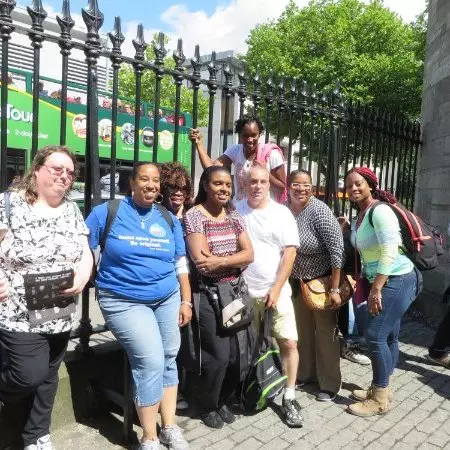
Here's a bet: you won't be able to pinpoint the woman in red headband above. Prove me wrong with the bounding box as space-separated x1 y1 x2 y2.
344 167 421 417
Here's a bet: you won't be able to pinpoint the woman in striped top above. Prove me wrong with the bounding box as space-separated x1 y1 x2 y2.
345 167 421 417
184 166 254 429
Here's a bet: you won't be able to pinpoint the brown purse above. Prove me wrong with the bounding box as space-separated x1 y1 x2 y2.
299 273 355 311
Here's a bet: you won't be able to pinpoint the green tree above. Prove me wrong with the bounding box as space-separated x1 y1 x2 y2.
118 42 209 126
244 0 425 119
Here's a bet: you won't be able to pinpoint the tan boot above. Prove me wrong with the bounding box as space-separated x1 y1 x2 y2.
347 386 391 417
352 384 393 402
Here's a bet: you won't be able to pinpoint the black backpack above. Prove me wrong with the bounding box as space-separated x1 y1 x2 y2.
241 309 286 412
368 202 444 271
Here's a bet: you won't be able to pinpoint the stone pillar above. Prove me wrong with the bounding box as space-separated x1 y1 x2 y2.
417 0 450 321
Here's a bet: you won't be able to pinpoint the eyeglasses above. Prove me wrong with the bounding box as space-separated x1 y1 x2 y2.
165 183 189 194
43 165 76 180
290 182 312 189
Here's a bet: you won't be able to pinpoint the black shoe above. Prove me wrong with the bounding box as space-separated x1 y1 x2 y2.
281 397 303 428
201 411 224 429
218 405 236 424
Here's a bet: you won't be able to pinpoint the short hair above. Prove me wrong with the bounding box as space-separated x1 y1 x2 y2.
234 115 264 135
245 164 270 183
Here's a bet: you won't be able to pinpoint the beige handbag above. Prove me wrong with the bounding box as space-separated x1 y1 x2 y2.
299 273 355 311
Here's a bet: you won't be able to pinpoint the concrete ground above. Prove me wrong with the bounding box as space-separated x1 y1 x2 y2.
50 314 450 449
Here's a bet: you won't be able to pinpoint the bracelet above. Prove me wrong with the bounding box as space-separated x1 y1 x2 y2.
180 301 192 308
329 288 341 294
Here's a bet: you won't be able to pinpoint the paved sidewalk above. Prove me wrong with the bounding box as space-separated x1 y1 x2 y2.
52 315 450 449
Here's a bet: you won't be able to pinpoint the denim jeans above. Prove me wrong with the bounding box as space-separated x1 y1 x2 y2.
348 299 368 338
98 288 181 406
365 268 422 388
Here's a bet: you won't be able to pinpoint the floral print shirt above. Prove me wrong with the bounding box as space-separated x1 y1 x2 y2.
0 191 89 334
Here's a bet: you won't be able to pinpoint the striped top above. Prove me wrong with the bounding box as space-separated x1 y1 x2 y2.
184 206 245 282
356 203 414 282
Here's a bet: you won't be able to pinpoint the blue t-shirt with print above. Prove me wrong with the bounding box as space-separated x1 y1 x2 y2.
86 197 186 302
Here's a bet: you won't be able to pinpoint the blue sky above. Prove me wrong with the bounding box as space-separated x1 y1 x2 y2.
40 0 218 32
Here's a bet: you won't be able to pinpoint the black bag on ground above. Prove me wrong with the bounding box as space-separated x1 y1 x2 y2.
241 309 287 412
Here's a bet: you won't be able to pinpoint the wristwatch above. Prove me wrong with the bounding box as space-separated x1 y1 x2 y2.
329 288 341 294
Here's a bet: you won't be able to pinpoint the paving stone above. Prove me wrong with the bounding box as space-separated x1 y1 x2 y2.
46 316 450 450
402 430 429 446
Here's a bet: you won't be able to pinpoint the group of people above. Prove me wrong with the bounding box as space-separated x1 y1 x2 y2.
0 114 436 450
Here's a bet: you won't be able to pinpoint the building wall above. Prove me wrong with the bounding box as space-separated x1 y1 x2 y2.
417 0 450 320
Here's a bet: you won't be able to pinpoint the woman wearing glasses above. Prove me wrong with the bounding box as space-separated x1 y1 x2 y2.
288 170 345 402
160 162 193 224
0 146 93 450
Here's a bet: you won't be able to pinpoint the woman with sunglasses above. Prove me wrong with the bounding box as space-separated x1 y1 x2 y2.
160 162 193 223
0 146 93 450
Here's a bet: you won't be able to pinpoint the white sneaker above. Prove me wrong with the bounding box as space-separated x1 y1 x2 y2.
341 344 371 365
159 425 189 450
24 434 54 450
140 438 161 450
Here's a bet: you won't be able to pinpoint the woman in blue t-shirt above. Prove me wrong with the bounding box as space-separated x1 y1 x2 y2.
86 162 192 450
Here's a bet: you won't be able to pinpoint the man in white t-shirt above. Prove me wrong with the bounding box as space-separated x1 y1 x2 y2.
236 165 303 428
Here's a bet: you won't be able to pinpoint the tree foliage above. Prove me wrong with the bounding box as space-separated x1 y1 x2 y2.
244 0 426 119
118 42 209 126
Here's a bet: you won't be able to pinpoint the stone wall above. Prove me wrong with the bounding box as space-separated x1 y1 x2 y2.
417 0 450 321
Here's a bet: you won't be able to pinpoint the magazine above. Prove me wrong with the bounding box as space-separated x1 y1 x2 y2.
23 269 76 326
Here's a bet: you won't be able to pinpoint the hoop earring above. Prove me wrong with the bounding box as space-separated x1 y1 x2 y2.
155 193 163 204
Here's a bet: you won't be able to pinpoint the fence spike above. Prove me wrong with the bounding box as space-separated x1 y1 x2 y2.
56 0 74 39
0 0 16 21
191 44 201 75
108 16 125 54
300 80 308 107
133 23 147 61
153 31 168 64
207 50 218 80
223 56 233 85
27 0 47 32
82 0 104 37
173 38 186 70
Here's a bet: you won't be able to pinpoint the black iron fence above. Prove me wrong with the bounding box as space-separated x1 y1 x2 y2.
0 0 421 350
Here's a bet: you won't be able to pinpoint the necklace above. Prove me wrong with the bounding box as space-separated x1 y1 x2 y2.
131 200 154 229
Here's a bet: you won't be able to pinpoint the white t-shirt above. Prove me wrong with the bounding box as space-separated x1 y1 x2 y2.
224 144 284 201
236 199 299 295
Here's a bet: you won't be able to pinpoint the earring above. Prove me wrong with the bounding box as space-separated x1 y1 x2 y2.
155 193 163 204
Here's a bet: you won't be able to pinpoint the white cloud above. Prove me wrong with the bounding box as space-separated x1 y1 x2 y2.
147 0 426 58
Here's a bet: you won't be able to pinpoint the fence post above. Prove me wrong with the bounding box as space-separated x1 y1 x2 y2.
132 24 147 163
172 38 186 162
207 51 218 156
108 16 125 200
297 80 308 166
252 70 261 116
0 0 16 191
307 84 318 174
276 77 285 146
76 0 104 353
27 0 47 160
152 32 167 163
56 0 74 146
287 78 297 175
264 71 274 144
237 70 247 119
222 56 233 152
190 45 201 178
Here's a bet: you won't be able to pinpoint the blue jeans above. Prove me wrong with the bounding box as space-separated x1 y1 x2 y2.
348 299 368 338
365 269 421 388
98 289 181 406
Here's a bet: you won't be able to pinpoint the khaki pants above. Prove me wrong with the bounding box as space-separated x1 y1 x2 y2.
294 291 342 394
